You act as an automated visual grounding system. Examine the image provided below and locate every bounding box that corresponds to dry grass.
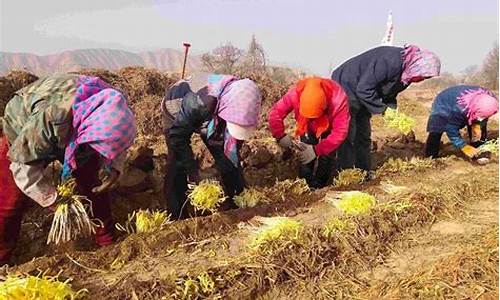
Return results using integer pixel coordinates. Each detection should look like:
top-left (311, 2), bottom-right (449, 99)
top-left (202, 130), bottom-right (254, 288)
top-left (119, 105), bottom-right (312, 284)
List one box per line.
top-left (376, 156), bottom-right (449, 176)
top-left (217, 172), bottom-right (488, 298)
top-left (364, 227), bottom-right (499, 299)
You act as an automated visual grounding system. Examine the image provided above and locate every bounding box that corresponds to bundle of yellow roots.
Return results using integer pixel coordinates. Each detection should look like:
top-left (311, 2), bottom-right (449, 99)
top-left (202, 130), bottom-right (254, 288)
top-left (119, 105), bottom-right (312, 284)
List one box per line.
top-left (0, 272), bottom-right (87, 300)
top-left (327, 191), bottom-right (376, 215)
top-left (188, 180), bottom-right (226, 213)
top-left (383, 108), bottom-right (416, 135)
top-left (47, 179), bottom-right (95, 245)
top-left (478, 139), bottom-right (498, 155)
top-left (116, 209), bottom-right (171, 234)
top-left (249, 216), bottom-right (303, 251)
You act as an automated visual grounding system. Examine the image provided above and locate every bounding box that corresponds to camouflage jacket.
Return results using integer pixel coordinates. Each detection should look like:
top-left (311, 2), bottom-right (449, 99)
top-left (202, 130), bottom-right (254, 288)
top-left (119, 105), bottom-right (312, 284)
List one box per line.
top-left (2, 74), bottom-right (79, 164)
top-left (2, 74), bottom-right (126, 207)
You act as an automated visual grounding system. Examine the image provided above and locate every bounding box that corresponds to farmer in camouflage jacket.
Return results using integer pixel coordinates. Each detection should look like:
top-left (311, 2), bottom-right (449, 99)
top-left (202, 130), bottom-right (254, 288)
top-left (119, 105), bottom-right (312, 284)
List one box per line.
top-left (0, 74), bottom-right (136, 265)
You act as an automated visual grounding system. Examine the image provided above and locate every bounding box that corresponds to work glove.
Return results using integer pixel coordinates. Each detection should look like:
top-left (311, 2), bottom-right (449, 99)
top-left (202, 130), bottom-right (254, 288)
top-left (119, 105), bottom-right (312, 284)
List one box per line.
top-left (92, 168), bottom-right (120, 193)
top-left (461, 144), bottom-right (479, 159)
top-left (471, 123), bottom-right (482, 142)
top-left (297, 142), bottom-right (317, 164)
top-left (278, 135), bottom-right (293, 149)
top-left (278, 135), bottom-right (294, 161)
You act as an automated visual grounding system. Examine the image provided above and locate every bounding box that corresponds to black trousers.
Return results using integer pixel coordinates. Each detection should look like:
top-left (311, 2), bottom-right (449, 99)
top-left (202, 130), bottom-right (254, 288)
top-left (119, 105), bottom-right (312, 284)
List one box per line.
top-left (298, 134), bottom-right (336, 189)
top-left (163, 134), bottom-right (244, 219)
top-left (337, 107), bottom-right (372, 172)
top-left (424, 122), bottom-right (488, 158)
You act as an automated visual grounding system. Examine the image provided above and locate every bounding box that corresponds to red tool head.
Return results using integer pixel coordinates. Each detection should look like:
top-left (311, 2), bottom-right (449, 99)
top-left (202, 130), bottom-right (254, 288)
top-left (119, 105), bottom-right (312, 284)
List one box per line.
top-left (183, 43), bottom-right (191, 48)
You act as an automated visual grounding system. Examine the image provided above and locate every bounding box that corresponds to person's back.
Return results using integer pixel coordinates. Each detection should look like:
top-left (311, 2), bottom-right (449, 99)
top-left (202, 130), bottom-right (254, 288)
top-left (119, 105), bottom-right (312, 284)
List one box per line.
top-left (431, 85), bottom-right (481, 129)
top-left (331, 46), bottom-right (404, 110)
top-left (3, 74), bottom-right (79, 141)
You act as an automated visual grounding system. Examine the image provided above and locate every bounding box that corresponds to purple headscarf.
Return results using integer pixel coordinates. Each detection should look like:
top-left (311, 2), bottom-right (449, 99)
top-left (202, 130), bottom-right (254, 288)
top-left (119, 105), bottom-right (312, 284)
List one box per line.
top-left (206, 74), bottom-right (262, 166)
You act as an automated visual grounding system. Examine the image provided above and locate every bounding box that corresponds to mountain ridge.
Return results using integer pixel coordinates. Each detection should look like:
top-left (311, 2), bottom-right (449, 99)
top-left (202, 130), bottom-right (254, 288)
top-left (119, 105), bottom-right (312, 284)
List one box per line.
top-left (0, 48), bottom-right (202, 75)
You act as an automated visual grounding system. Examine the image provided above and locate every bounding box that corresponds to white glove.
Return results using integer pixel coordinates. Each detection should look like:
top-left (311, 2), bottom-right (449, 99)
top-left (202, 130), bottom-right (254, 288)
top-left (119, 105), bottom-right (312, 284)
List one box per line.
top-left (297, 142), bottom-right (316, 164)
top-left (278, 135), bottom-right (293, 149)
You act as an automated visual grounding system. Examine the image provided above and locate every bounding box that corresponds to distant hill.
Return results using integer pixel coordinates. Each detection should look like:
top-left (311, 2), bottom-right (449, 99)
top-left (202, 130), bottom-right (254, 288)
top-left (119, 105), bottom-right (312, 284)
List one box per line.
top-left (0, 48), bottom-right (202, 75)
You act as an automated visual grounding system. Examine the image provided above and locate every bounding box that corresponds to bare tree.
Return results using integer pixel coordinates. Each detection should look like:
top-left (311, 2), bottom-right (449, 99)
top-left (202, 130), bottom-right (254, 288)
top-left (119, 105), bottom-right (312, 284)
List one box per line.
top-left (201, 43), bottom-right (244, 74)
top-left (479, 42), bottom-right (499, 90)
top-left (240, 35), bottom-right (266, 73)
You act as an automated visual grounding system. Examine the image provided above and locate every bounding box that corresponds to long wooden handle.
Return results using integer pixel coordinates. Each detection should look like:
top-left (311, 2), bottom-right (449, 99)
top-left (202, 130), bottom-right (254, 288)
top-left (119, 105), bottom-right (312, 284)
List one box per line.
top-left (181, 43), bottom-right (191, 79)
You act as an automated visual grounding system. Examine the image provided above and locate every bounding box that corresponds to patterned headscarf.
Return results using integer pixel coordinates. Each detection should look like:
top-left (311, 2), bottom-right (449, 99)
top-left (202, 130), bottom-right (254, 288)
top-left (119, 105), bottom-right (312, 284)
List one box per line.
top-left (206, 74), bottom-right (262, 166)
top-left (401, 44), bottom-right (441, 84)
top-left (457, 88), bottom-right (498, 125)
top-left (62, 76), bottom-right (136, 179)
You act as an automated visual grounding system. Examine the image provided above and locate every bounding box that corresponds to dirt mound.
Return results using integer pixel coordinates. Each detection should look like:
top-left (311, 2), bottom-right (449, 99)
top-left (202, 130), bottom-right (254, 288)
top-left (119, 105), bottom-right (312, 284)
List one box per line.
top-left (4, 70), bottom-right (39, 90)
top-left (0, 70), bottom-right (39, 116)
top-left (117, 66), bottom-right (175, 105)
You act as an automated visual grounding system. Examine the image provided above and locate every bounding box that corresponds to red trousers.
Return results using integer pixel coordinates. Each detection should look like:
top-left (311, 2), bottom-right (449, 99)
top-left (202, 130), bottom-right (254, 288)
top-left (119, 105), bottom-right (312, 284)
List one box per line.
top-left (0, 135), bottom-right (114, 264)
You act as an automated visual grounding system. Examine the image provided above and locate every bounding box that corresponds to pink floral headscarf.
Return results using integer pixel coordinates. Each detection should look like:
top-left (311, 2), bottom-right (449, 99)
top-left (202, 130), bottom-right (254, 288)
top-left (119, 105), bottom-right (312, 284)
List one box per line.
top-left (457, 88), bottom-right (498, 125)
top-left (401, 44), bottom-right (441, 84)
top-left (206, 74), bottom-right (262, 166)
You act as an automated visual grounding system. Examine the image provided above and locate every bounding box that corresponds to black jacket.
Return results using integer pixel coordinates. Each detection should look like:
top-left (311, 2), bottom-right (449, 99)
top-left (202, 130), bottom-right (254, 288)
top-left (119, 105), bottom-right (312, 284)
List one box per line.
top-left (331, 46), bottom-right (408, 115)
top-left (165, 83), bottom-right (217, 174)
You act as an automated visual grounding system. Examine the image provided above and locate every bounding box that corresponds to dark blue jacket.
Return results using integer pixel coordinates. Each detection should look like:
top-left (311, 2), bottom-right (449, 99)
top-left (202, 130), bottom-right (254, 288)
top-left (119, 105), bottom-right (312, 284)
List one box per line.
top-left (427, 85), bottom-right (484, 149)
top-left (331, 46), bottom-right (408, 114)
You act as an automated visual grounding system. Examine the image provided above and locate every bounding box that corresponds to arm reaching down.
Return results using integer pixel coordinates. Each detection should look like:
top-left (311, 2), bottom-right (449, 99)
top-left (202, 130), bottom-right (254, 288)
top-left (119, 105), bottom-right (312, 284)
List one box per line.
top-left (314, 88), bottom-right (351, 156)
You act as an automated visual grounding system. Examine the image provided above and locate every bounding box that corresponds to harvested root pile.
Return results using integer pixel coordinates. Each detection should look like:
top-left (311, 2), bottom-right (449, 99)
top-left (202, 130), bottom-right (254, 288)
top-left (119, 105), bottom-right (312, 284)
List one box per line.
top-left (175, 272), bottom-right (217, 299)
top-left (479, 139), bottom-right (499, 155)
top-left (327, 191), bottom-right (376, 215)
top-left (0, 272), bottom-right (87, 300)
top-left (188, 180), bottom-right (226, 213)
top-left (116, 209), bottom-right (171, 234)
top-left (322, 217), bottom-right (354, 238)
top-left (383, 108), bottom-right (416, 135)
top-left (376, 156), bottom-right (444, 176)
top-left (269, 178), bottom-right (310, 201)
top-left (333, 168), bottom-right (366, 188)
top-left (249, 217), bottom-right (303, 252)
top-left (47, 179), bottom-right (95, 245)
top-left (234, 188), bottom-right (270, 208)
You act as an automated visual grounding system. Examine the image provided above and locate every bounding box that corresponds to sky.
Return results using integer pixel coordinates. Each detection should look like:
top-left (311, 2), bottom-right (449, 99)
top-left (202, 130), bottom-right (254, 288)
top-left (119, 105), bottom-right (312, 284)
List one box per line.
top-left (0, 0), bottom-right (498, 76)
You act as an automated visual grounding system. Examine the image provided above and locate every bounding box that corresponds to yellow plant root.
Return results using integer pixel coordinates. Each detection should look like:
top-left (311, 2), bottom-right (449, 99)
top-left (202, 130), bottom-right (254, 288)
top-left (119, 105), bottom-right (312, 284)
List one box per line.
top-left (188, 180), bottom-right (226, 213)
top-left (383, 108), bottom-right (416, 135)
top-left (333, 168), bottom-right (366, 187)
top-left (47, 179), bottom-right (95, 245)
top-left (115, 210), bottom-right (171, 234)
top-left (234, 188), bottom-right (269, 208)
top-left (478, 139), bottom-right (498, 155)
top-left (0, 272), bottom-right (87, 300)
top-left (249, 217), bottom-right (303, 251)
top-left (328, 191), bottom-right (376, 215)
